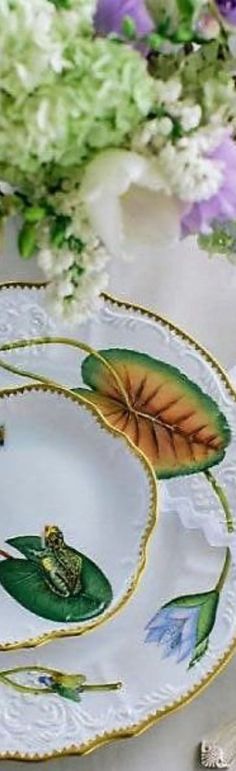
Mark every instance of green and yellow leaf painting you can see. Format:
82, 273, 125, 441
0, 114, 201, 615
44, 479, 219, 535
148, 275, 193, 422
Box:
74, 349, 230, 479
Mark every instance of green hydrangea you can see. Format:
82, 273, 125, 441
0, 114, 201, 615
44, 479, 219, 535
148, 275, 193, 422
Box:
0, 0, 96, 96
0, 8, 155, 181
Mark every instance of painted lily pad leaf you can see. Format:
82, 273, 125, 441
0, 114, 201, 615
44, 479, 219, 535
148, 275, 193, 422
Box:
0, 537, 112, 623
74, 349, 230, 479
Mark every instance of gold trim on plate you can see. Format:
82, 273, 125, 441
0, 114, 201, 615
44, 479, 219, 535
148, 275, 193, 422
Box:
0, 281, 235, 763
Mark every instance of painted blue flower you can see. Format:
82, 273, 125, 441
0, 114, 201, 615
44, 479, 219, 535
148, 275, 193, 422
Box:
38, 672, 86, 701
145, 591, 219, 667
38, 675, 54, 688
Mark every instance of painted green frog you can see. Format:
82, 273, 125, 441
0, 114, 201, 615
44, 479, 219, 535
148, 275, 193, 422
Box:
33, 526, 83, 598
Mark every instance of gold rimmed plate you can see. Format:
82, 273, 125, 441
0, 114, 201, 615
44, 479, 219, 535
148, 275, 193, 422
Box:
0, 283, 235, 762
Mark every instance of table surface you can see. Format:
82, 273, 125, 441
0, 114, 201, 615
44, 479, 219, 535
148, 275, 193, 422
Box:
1, 230, 236, 771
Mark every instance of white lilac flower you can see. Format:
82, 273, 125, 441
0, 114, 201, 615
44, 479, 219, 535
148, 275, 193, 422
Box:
182, 135, 236, 236
171, 103, 202, 132
37, 247, 74, 278
159, 132, 224, 202
46, 261, 108, 323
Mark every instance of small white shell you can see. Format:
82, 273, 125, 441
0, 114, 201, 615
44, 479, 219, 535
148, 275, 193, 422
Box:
200, 741, 230, 768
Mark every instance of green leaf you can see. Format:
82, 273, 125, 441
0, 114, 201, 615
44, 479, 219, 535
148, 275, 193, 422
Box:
7, 535, 46, 561
176, 0, 195, 20
18, 222, 37, 259
148, 32, 164, 50
48, 0, 71, 7
164, 592, 215, 609
122, 15, 137, 39
0, 537, 112, 623
195, 591, 219, 645
76, 348, 231, 479
53, 683, 81, 702
189, 638, 209, 668
174, 25, 193, 42
50, 215, 70, 248
189, 590, 219, 667
24, 206, 47, 223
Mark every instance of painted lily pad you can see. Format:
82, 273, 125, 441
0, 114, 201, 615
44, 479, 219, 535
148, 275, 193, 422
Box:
0, 536, 112, 623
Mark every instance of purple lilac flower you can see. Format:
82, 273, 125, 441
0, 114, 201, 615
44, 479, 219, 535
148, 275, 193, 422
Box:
94, 0, 154, 38
181, 136, 236, 237
145, 604, 199, 662
216, 0, 236, 25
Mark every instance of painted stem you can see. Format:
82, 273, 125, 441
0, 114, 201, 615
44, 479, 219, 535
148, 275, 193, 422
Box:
0, 336, 130, 408
0, 549, 12, 560
82, 682, 122, 692
0, 674, 52, 696
215, 547, 231, 592
0, 666, 122, 696
1, 665, 59, 677
204, 469, 234, 534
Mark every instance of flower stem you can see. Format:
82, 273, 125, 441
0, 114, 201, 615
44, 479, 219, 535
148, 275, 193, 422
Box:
0, 674, 52, 695
1, 665, 59, 677
82, 682, 122, 693
0, 666, 122, 696
204, 469, 234, 534
215, 547, 231, 592
0, 336, 130, 408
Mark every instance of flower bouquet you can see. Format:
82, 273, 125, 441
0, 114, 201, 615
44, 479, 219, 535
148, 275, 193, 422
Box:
1, 0, 236, 321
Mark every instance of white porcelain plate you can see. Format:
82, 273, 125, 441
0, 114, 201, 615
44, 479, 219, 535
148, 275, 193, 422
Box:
0, 283, 235, 762
0, 385, 156, 649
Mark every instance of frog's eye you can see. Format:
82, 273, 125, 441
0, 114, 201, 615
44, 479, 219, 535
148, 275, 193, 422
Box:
45, 526, 63, 545
47, 528, 64, 548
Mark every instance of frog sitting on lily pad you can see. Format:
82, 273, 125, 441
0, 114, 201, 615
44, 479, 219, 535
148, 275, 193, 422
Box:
0, 525, 112, 623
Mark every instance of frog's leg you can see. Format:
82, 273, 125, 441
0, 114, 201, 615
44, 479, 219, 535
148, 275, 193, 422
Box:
43, 571, 70, 598
40, 557, 70, 598
71, 573, 82, 596
56, 552, 83, 596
